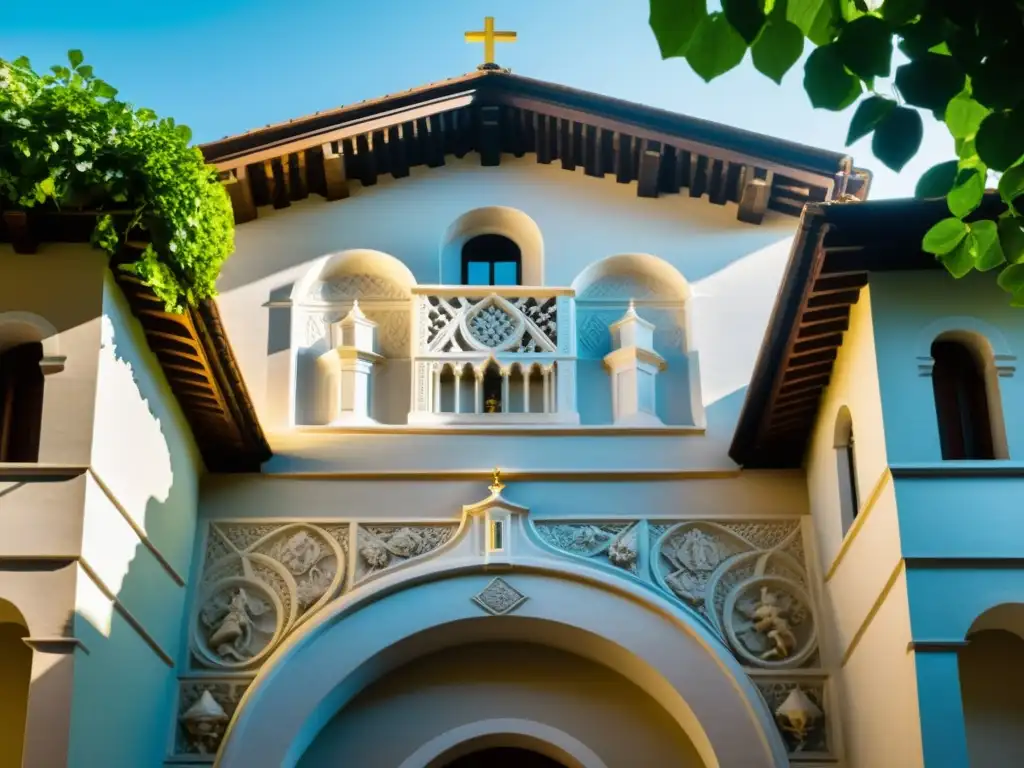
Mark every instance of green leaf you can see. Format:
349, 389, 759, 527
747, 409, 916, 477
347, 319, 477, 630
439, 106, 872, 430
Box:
872, 105, 922, 172
997, 263, 1024, 292
915, 161, 958, 198
723, 0, 766, 44
649, 0, 708, 58
971, 220, 1005, 272
77, 65, 94, 79
976, 111, 1024, 172
894, 54, 966, 114
68, 49, 84, 69
945, 92, 991, 140
787, 0, 837, 45
880, 0, 923, 26
175, 124, 193, 144
49, 65, 71, 80
922, 217, 969, 255
998, 164, 1024, 205
947, 166, 985, 218
686, 12, 748, 82
971, 44, 1024, 112
93, 80, 118, 99
846, 96, 895, 145
804, 45, 862, 111
12, 56, 30, 70
939, 231, 978, 278
38, 177, 56, 198
836, 16, 893, 80
136, 108, 158, 123
998, 216, 1024, 263
751, 17, 804, 84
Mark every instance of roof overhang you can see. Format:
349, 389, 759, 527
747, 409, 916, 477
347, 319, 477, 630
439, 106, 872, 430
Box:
200, 69, 869, 227
729, 194, 1008, 469
0, 211, 271, 473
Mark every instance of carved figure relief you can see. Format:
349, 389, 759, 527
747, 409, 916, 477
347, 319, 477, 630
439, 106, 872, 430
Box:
756, 680, 829, 756
654, 521, 816, 669
356, 524, 457, 581
423, 294, 557, 354
534, 522, 641, 574
193, 523, 347, 670
175, 679, 252, 757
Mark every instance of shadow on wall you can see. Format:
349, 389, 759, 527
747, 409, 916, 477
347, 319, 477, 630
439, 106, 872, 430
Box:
0, 273, 200, 767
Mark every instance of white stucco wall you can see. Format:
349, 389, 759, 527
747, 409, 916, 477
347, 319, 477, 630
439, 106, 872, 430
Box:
300, 642, 703, 767
214, 155, 797, 460
69, 275, 202, 768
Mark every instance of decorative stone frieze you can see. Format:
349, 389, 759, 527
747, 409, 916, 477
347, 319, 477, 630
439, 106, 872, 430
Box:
472, 577, 528, 616
754, 679, 831, 758
194, 523, 348, 670
355, 524, 458, 582
174, 678, 253, 758
534, 522, 641, 574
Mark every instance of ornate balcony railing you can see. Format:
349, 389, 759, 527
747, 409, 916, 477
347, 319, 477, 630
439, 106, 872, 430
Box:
409, 286, 578, 425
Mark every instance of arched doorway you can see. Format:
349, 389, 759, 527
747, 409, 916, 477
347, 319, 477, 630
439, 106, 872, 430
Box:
0, 599, 31, 768
443, 748, 565, 768
214, 565, 788, 768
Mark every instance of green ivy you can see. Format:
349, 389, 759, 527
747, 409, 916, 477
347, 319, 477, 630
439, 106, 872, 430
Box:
648, 0, 1024, 306
0, 51, 234, 312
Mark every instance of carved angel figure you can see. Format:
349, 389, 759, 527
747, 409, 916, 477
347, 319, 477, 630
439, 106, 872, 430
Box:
737, 586, 799, 661
674, 529, 723, 572
202, 588, 269, 662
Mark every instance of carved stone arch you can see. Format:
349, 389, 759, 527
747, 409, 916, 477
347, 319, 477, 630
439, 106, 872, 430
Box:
214, 560, 789, 768
293, 249, 416, 305
571, 254, 691, 359
440, 207, 545, 286
0, 311, 65, 373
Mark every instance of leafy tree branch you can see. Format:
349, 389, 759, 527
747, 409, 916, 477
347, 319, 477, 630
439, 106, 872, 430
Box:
0, 51, 234, 312
649, 0, 1024, 305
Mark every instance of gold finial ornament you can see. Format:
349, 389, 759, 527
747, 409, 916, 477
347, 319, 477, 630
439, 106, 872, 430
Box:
489, 467, 505, 494
465, 16, 517, 65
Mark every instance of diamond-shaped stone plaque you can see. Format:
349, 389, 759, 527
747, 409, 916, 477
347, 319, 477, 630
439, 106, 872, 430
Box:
471, 577, 527, 616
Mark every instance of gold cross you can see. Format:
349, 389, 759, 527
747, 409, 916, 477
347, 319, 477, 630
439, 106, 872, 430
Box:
489, 467, 505, 494
465, 16, 517, 65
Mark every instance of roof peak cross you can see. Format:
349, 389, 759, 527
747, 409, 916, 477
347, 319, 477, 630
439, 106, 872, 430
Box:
464, 16, 517, 68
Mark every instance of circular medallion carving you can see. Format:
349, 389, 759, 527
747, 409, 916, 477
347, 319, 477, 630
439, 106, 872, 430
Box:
723, 575, 816, 669
194, 577, 284, 670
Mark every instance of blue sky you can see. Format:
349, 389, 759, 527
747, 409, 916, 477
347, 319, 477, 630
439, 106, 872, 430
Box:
2, 0, 952, 198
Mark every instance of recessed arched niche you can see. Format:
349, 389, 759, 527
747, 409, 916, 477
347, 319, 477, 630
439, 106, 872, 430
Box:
290, 249, 417, 426
570, 254, 699, 427
440, 207, 544, 286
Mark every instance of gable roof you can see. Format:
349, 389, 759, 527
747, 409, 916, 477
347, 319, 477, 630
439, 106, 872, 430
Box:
201, 68, 870, 226
729, 194, 1008, 469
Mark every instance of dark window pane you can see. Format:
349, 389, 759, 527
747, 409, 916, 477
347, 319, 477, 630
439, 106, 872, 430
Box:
931, 340, 995, 460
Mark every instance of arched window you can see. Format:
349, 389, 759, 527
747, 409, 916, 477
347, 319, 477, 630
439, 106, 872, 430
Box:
931, 339, 996, 460
0, 341, 45, 462
461, 235, 522, 286
0, 600, 31, 768
834, 407, 859, 533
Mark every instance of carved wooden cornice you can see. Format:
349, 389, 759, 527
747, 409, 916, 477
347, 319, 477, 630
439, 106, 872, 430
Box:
199, 70, 870, 228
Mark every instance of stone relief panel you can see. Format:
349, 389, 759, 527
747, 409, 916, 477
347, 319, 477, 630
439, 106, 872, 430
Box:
174, 678, 252, 758
535, 518, 817, 671
422, 294, 558, 354
355, 524, 459, 582
755, 679, 831, 758
534, 522, 640, 574
303, 307, 410, 358
653, 520, 816, 670
193, 523, 348, 671
576, 306, 685, 358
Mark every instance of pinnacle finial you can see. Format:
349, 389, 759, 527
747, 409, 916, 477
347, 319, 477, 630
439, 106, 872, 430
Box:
489, 466, 505, 494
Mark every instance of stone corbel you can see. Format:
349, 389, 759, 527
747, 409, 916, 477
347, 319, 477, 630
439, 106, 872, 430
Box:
39, 355, 66, 375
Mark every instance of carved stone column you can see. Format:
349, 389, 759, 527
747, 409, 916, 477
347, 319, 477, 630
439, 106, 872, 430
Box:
603, 301, 666, 426
320, 301, 383, 424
